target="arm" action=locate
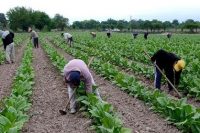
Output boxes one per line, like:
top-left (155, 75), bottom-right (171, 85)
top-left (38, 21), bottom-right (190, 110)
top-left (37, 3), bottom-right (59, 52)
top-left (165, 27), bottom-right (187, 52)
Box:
top-left (84, 74), bottom-right (95, 93)
top-left (84, 79), bottom-right (93, 93)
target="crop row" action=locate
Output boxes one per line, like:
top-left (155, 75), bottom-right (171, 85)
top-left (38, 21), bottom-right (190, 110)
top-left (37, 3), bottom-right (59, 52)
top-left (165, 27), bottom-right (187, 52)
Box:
top-left (49, 36), bottom-right (200, 133)
top-left (40, 38), bottom-right (131, 133)
top-left (0, 44), bottom-right (34, 132)
top-left (65, 32), bottom-right (200, 100)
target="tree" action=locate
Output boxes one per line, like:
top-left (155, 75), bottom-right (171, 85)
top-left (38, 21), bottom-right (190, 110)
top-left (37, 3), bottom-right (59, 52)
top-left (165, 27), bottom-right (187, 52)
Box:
top-left (163, 21), bottom-right (172, 32)
top-left (137, 19), bottom-right (144, 30)
top-left (0, 13), bottom-right (7, 28)
top-left (7, 7), bottom-right (33, 31)
top-left (143, 20), bottom-right (151, 32)
top-left (82, 19), bottom-right (100, 29)
top-left (172, 19), bottom-right (179, 32)
top-left (101, 21), bottom-right (109, 30)
top-left (52, 14), bottom-right (69, 31)
top-left (72, 21), bottom-right (83, 29)
top-left (106, 18), bottom-right (117, 29)
top-left (151, 19), bottom-right (162, 32)
top-left (32, 11), bottom-right (51, 31)
top-left (116, 20), bottom-right (128, 31)
top-left (129, 19), bottom-right (139, 30)
top-left (183, 19), bottom-right (199, 32)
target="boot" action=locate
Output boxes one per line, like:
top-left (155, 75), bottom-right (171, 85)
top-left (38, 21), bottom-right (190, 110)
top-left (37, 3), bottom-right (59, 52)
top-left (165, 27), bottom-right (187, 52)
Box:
top-left (70, 108), bottom-right (76, 114)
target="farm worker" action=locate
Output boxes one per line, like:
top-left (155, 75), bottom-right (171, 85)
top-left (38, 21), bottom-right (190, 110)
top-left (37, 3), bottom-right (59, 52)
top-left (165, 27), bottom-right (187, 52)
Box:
top-left (133, 32), bottom-right (138, 39)
top-left (167, 32), bottom-right (172, 39)
top-left (90, 32), bottom-right (96, 38)
top-left (61, 32), bottom-right (73, 47)
top-left (63, 59), bottom-right (102, 114)
top-left (151, 49), bottom-right (185, 92)
top-left (28, 27), bottom-right (39, 48)
top-left (0, 30), bottom-right (15, 64)
top-left (106, 29), bottom-right (111, 38)
top-left (144, 32), bottom-right (149, 40)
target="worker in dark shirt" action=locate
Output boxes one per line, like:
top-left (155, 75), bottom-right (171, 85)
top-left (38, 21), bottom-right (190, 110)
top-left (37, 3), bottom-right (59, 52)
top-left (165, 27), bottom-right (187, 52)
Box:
top-left (144, 32), bottom-right (149, 40)
top-left (133, 32), bottom-right (138, 39)
top-left (167, 33), bottom-right (172, 39)
top-left (0, 30), bottom-right (15, 64)
top-left (106, 30), bottom-right (111, 38)
top-left (151, 49), bottom-right (185, 91)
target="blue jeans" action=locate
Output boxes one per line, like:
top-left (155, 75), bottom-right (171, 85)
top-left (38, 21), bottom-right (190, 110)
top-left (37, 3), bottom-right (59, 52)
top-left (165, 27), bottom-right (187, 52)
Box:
top-left (154, 67), bottom-right (162, 89)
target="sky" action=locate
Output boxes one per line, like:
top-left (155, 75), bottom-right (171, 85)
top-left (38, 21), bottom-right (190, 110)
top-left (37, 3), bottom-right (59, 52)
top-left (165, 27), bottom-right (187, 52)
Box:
top-left (1, 0), bottom-right (200, 24)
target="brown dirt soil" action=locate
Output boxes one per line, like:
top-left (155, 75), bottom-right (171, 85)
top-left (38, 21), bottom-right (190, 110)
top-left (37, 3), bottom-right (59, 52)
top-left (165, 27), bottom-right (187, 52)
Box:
top-left (49, 41), bottom-right (180, 133)
top-left (0, 44), bottom-right (26, 100)
top-left (22, 47), bottom-right (92, 133)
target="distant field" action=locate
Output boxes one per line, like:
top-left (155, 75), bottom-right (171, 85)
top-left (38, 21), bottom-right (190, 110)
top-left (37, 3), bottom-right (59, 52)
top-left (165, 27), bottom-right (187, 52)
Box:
top-left (1, 31), bottom-right (200, 133)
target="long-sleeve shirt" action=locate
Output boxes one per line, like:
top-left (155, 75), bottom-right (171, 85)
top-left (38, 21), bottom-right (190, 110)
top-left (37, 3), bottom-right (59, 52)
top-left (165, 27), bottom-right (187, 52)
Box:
top-left (151, 49), bottom-right (182, 86)
top-left (63, 59), bottom-right (95, 92)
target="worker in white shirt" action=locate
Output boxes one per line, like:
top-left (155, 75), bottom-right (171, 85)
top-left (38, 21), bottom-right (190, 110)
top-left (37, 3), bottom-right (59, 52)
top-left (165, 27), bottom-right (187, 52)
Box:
top-left (61, 32), bottom-right (73, 47)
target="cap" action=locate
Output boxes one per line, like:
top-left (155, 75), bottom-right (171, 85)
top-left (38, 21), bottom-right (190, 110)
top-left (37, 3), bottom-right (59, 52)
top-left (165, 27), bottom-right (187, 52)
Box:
top-left (69, 71), bottom-right (80, 86)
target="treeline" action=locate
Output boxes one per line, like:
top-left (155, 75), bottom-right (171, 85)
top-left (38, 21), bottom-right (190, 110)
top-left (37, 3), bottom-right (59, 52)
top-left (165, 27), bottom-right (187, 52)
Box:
top-left (0, 7), bottom-right (69, 31)
top-left (72, 19), bottom-right (200, 33)
top-left (0, 6), bottom-right (200, 33)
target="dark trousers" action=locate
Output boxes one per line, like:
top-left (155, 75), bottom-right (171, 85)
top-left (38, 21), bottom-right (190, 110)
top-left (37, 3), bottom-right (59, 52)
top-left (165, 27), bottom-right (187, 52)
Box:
top-left (33, 38), bottom-right (39, 48)
top-left (67, 37), bottom-right (73, 47)
top-left (154, 67), bottom-right (175, 91)
top-left (107, 33), bottom-right (111, 38)
top-left (154, 67), bottom-right (162, 89)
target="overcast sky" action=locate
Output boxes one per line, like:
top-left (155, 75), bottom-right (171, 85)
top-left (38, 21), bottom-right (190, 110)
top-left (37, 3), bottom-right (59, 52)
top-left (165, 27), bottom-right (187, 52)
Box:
top-left (1, 0), bottom-right (200, 24)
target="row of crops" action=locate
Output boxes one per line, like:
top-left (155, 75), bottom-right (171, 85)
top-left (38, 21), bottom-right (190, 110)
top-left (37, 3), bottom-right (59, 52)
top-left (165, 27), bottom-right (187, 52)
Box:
top-left (1, 32), bottom-right (199, 132)
top-left (0, 44), bottom-right (34, 132)
top-left (40, 38), bottom-right (132, 133)
top-left (62, 32), bottom-right (200, 100)
top-left (45, 32), bottom-right (200, 133)
top-left (1, 33), bottom-right (132, 133)
top-left (0, 32), bottom-right (131, 133)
